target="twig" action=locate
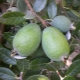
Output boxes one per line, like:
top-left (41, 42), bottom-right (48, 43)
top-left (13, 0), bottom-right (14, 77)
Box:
top-left (24, 0), bottom-right (47, 27)
top-left (0, 24), bottom-right (4, 44)
top-left (58, 0), bottom-right (69, 17)
top-left (66, 49), bottom-right (80, 68)
top-left (9, 0), bottom-right (14, 8)
top-left (56, 70), bottom-right (64, 80)
top-left (0, 3), bottom-right (6, 44)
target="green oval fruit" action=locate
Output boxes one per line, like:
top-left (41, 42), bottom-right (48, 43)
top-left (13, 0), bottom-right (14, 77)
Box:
top-left (13, 23), bottom-right (41, 57)
top-left (42, 27), bottom-right (70, 61)
top-left (51, 15), bottom-right (71, 32)
top-left (27, 75), bottom-right (50, 80)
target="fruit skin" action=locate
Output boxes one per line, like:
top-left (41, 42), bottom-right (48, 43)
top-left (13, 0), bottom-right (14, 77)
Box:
top-left (27, 75), bottom-right (50, 80)
top-left (51, 15), bottom-right (71, 32)
top-left (42, 27), bottom-right (70, 61)
top-left (13, 23), bottom-right (41, 57)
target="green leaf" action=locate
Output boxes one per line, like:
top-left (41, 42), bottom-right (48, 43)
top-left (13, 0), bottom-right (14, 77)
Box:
top-left (0, 48), bottom-right (16, 65)
top-left (7, 7), bottom-right (20, 12)
top-left (4, 32), bottom-right (13, 40)
top-left (72, 0), bottom-right (80, 7)
top-left (64, 76), bottom-right (75, 80)
top-left (65, 8), bottom-right (80, 20)
top-left (66, 59), bottom-right (80, 76)
top-left (46, 61), bottom-right (65, 71)
top-left (70, 9), bottom-right (80, 18)
top-left (66, 11), bottom-right (79, 20)
top-left (24, 10), bottom-right (36, 19)
top-left (0, 0), bottom-right (6, 3)
top-left (17, 59), bottom-right (30, 73)
top-left (7, 0), bottom-right (18, 4)
top-left (0, 12), bottom-right (25, 25)
top-left (17, 0), bottom-right (27, 12)
top-left (0, 67), bottom-right (17, 80)
top-left (47, 0), bottom-right (57, 19)
top-left (50, 72), bottom-right (60, 80)
top-left (33, 0), bottom-right (47, 12)
top-left (62, 0), bottom-right (66, 7)
top-left (30, 58), bottom-right (49, 70)
top-left (2, 12), bottom-right (25, 18)
top-left (4, 32), bottom-right (13, 49)
top-left (23, 70), bottom-right (40, 80)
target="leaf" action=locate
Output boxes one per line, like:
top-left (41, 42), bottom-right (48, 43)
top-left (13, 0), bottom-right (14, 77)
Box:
top-left (0, 12), bottom-right (25, 25)
top-left (8, 7), bottom-right (20, 12)
top-left (33, 0), bottom-right (47, 12)
top-left (17, 59), bottom-right (30, 73)
top-left (0, 0), bottom-right (6, 3)
top-left (2, 12), bottom-right (25, 18)
top-left (50, 72), bottom-right (60, 80)
top-left (47, 0), bottom-right (57, 19)
top-left (46, 61), bottom-right (65, 71)
top-left (0, 48), bottom-right (16, 65)
top-left (70, 9), bottom-right (80, 18)
top-left (0, 67), bottom-right (17, 80)
top-left (7, 0), bottom-right (18, 4)
top-left (4, 32), bottom-right (13, 49)
top-left (62, 0), bottom-right (66, 7)
top-left (66, 11), bottom-right (80, 20)
top-left (72, 0), bottom-right (80, 7)
top-left (23, 70), bottom-right (40, 80)
top-left (17, 0), bottom-right (27, 12)
top-left (24, 10), bottom-right (36, 19)
top-left (29, 57), bottom-right (49, 70)
top-left (65, 8), bottom-right (80, 20)
top-left (66, 59), bottom-right (80, 76)
top-left (4, 32), bottom-right (13, 40)
top-left (64, 76), bottom-right (75, 80)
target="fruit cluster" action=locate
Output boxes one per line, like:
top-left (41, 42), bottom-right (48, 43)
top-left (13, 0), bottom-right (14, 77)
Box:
top-left (13, 15), bottom-right (70, 61)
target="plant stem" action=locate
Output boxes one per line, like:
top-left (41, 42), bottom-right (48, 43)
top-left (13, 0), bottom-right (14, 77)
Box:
top-left (0, 3), bottom-right (6, 44)
top-left (9, 0), bottom-right (14, 8)
top-left (58, 0), bottom-right (69, 17)
top-left (24, 0), bottom-right (47, 27)
top-left (66, 49), bottom-right (80, 68)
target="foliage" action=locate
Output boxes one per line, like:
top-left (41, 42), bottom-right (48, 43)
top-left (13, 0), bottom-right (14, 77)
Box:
top-left (0, 0), bottom-right (80, 80)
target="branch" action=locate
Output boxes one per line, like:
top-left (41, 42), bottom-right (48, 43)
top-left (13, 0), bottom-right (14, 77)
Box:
top-left (9, 0), bottom-right (14, 8)
top-left (57, 0), bottom-right (69, 17)
top-left (0, 24), bottom-right (4, 44)
top-left (66, 47), bottom-right (80, 68)
top-left (24, 0), bottom-right (47, 27)
top-left (0, 3), bottom-right (6, 44)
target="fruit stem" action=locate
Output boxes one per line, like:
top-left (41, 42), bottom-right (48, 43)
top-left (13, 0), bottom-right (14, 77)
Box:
top-left (10, 50), bottom-right (17, 57)
top-left (24, 0), bottom-right (48, 27)
top-left (19, 72), bottom-right (23, 80)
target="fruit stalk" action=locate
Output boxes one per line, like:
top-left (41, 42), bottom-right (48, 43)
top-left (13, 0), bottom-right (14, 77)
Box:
top-left (24, 0), bottom-right (47, 27)
top-left (19, 72), bottom-right (23, 80)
